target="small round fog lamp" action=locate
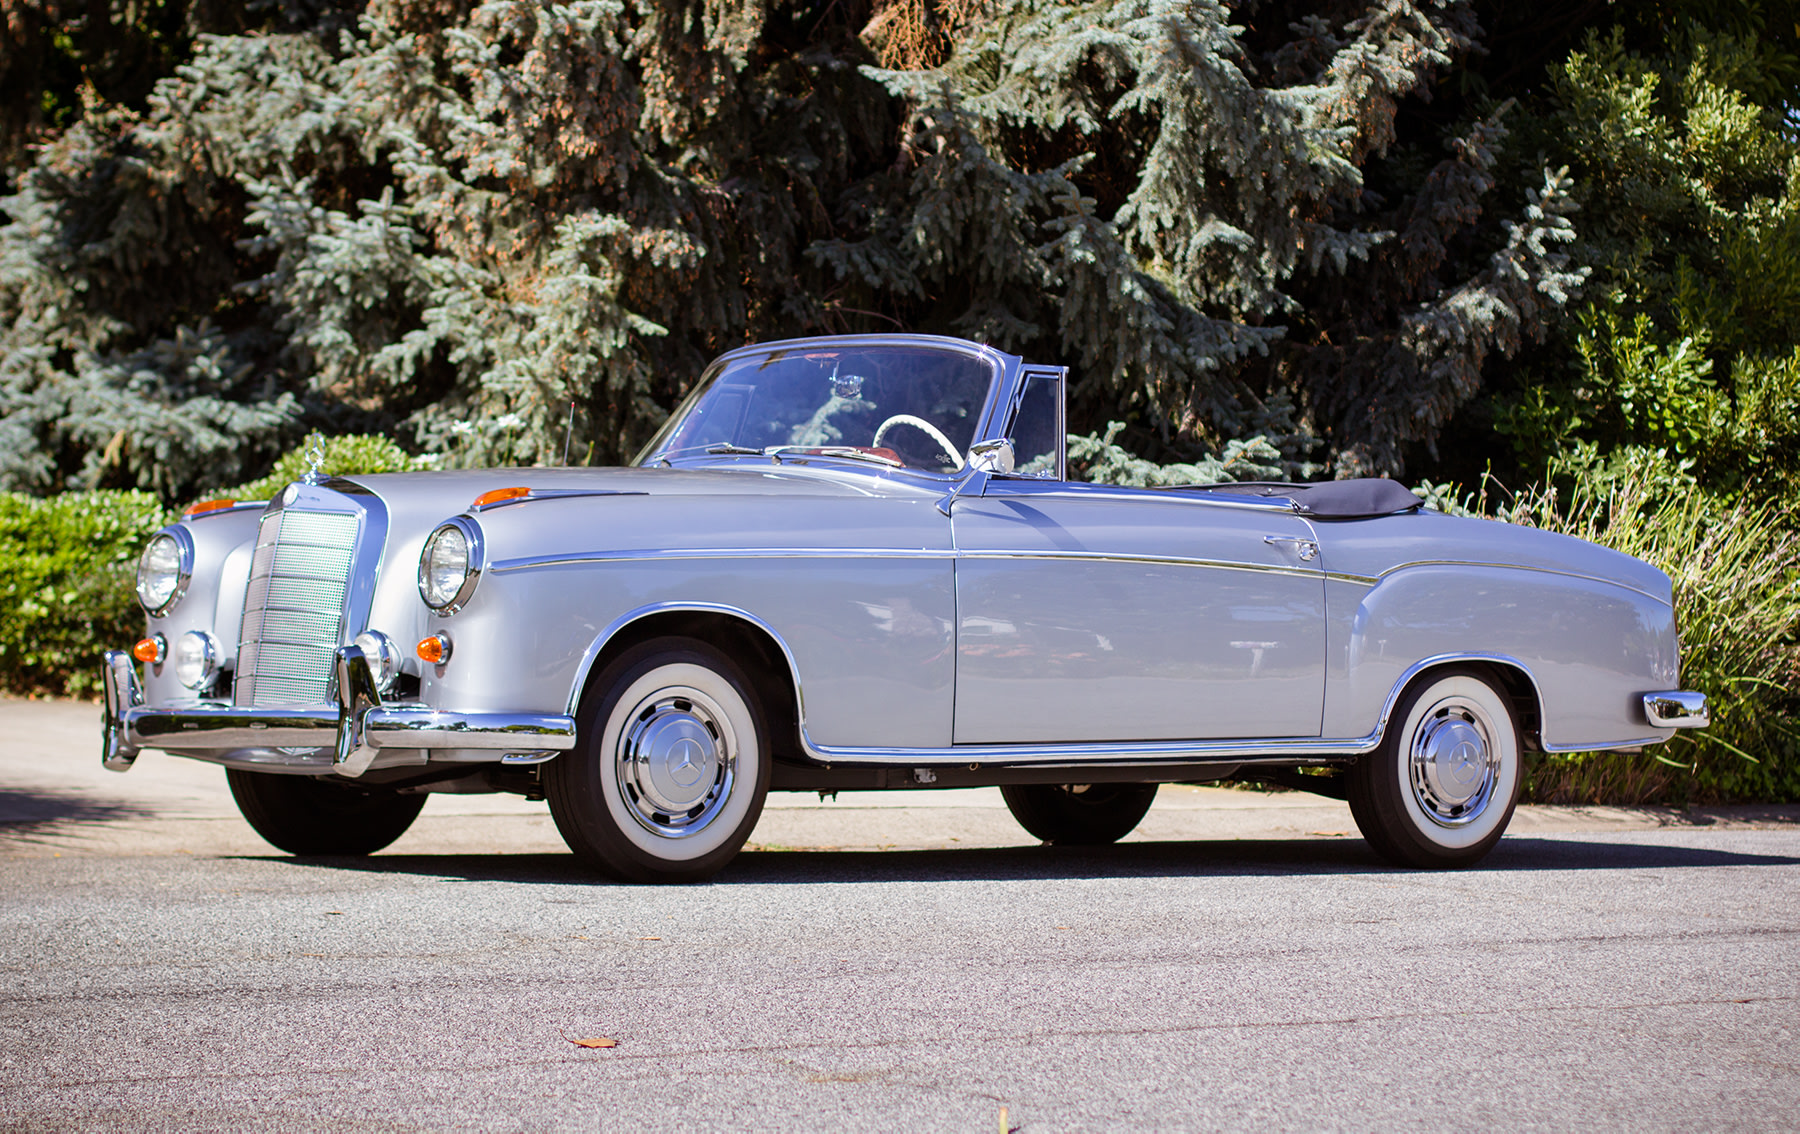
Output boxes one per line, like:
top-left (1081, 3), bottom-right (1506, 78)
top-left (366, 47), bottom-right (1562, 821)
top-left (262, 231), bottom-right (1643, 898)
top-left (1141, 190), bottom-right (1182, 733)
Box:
top-left (173, 631), bottom-right (218, 691)
top-left (353, 630), bottom-right (401, 694)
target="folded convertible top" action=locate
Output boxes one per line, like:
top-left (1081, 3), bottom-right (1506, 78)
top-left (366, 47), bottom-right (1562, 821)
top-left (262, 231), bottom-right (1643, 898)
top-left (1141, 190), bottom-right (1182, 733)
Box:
top-left (1174, 478), bottom-right (1425, 519)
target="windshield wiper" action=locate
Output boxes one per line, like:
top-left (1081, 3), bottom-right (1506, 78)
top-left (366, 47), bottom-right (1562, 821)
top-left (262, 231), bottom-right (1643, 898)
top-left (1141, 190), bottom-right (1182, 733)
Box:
top-left (764, 445), bottom-right (903, 468)
top-left (700, 443), bottom-right (903, 469)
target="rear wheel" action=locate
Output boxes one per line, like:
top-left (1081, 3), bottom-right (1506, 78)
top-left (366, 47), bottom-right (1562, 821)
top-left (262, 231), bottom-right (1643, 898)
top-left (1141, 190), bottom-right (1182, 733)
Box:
top-left (1001, 783), bottom-right (1159, 845)
top-left (1348, 667), bottom-right (1522, 868)
top-left (546, 637), bottom-right (770, 883)
top-left (226, 769), bottom-right (426, 855)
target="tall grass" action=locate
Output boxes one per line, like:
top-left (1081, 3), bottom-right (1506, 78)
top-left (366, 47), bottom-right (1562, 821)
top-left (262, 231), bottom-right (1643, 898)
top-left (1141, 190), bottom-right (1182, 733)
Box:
top-left (1485, 475), bottom-right (1800, 805)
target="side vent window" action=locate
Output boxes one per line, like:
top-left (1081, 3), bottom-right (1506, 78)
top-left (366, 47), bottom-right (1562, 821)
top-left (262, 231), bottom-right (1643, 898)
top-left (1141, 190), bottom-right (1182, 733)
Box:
top-left (1010, 372), bottom-right (1064, 478)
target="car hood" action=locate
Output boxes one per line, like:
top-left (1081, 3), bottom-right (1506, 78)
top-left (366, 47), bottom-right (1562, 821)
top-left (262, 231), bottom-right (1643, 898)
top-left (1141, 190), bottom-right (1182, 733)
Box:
top-left (335, 464), bottom-right (940, 514)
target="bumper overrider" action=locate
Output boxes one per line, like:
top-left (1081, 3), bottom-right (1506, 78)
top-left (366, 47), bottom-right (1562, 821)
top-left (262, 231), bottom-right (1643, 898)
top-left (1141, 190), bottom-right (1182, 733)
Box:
top-left (101, 646), bottom-right (577, 777)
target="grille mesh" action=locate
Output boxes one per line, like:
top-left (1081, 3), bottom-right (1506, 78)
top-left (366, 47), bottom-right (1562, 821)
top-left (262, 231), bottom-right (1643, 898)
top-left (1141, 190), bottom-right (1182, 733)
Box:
top-left (235, 508), bottom-right (360, 707)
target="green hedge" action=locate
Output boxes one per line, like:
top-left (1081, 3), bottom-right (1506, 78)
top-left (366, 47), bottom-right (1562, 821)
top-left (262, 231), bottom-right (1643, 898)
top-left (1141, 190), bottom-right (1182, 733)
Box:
top-left (1493, 476), bottom-right (1800, 805)
top-left (0, 435), bottom-right (438, 699)
top-left (0, 490), bottom-right (173, 698)
top-left (216, 434), bottom-right (440, 501)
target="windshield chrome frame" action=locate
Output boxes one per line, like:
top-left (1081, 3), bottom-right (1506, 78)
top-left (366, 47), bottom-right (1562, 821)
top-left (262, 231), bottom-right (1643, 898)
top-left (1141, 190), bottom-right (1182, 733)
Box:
top-left (635, 334), bottom-right (1025, 480)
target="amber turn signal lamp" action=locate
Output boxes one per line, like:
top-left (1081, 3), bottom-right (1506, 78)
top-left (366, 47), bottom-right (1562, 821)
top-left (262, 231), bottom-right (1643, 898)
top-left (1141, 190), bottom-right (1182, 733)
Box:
top-left (182, 498), bottom-right (238, 519)
top-left (417, 633), bottom-right (452, 665)
top-left (472, 486), bottom-right (530, 508)
top-left (132, 635), bottom-right (166, 664)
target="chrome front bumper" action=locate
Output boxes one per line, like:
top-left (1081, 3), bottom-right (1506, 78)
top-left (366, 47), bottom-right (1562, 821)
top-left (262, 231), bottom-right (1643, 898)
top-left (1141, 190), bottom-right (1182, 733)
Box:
top-left (102, 648), bottom-right (576, 777)
top-left (1643, 691), bottom-right (1710, 730)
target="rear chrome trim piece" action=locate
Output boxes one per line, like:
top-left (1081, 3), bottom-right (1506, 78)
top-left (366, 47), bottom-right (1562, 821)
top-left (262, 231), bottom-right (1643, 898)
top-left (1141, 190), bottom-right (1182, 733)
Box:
top-left (1642, 691), bottom-right (1709, 729)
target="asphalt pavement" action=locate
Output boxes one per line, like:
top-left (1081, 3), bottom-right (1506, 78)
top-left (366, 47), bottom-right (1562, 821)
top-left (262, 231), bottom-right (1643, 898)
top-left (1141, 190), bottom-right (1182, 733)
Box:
top-left (4, 696), bottom-right (1798, 1131)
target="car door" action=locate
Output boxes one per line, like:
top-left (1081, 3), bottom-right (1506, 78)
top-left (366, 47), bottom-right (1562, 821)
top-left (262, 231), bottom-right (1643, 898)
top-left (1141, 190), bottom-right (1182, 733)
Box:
top-left (950, 480), bottom-right (1327, 743)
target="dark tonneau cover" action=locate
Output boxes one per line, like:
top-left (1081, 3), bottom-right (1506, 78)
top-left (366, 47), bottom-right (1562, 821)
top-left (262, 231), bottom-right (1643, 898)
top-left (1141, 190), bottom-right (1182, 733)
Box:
top-left (1174, 478), bottom-right (1425, 519)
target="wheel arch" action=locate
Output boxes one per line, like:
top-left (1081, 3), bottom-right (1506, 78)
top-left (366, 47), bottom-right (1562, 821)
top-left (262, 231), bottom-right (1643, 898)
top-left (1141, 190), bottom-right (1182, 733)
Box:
top-left (1373, 655), bottom-right (1543, 754)
top-left (566, 604), bottom-right (805, 761)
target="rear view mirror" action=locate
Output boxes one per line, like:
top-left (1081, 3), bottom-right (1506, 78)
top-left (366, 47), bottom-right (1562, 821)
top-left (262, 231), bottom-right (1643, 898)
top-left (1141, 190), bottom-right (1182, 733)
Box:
top-left (967, 438), bottom-right (1016, 474)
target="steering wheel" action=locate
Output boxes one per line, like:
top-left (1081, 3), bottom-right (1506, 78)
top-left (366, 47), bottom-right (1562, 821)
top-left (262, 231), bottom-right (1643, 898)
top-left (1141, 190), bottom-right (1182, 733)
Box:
top-left (872, 415), bottom-right (964, 471)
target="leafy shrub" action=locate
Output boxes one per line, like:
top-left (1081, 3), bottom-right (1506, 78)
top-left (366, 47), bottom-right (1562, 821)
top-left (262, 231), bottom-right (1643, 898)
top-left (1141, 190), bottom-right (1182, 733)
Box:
top-left (0, 434), bottom-right (433, 698)
top-left (1492, 471), bottom-right (1800, 804)
top-left (0, 490), bottom-right (172, 698)
top-left (217, 434), bottom-right (440, 502)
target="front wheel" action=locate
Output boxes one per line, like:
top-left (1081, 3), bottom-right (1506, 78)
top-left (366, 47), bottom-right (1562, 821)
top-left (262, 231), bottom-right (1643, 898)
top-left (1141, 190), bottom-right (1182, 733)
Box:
top-left (1348, 667), bottom-right (1522, 869)
top-left (1001, 783), bottom-right (1159, 845)
top-left (226, 769), bottom-right (426, 855)
top-left (546, 637), bottom-right (771, 883)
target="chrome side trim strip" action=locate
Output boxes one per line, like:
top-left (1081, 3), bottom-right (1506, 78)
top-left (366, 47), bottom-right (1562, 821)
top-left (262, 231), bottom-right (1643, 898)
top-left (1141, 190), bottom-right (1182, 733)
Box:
top-left (497, 547), bottom-right (956, 573)
top-left (496, 546), bottom-right (1322, 580)
top-left (1373, 559), bottom-right (1671, 606)
top-left (805, 736), bottom-right (1371, 765)
top-left (481, 547), bottom-right (1666, 605)
top-left (960, 549), bottom-right (1322, 582)
top-left (1642, 691), bottom-right (1709, 729)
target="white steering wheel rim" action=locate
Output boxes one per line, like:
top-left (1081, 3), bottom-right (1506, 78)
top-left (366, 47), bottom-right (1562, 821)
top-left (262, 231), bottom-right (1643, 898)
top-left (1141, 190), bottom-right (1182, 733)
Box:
top-left (873, 414), bottom-right (964, 471)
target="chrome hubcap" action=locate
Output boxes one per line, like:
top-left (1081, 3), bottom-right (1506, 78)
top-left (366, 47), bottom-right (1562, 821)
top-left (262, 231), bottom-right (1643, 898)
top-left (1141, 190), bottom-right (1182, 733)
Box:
top-left (1408, 696), bottom-right (1499, 828)
top-left (615, 686), bottom-right (735, 839)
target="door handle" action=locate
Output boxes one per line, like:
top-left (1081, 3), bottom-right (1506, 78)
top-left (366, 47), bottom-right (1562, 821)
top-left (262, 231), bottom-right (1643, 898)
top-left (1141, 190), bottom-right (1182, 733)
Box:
top-left (1264, 535), bottom-right (1319, 561)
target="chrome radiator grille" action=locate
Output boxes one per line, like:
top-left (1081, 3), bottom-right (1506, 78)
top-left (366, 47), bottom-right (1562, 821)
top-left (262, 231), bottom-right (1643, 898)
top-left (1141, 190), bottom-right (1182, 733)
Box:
top-left (234, 508), bottom-right (360, 708)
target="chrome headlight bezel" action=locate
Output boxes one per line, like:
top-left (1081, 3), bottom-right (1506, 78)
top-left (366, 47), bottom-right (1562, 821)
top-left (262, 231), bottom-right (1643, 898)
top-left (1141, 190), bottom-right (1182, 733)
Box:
top-left (135, 528), bottom-right (195, 617)
top-left (418, 517), bottom-right (484, 614)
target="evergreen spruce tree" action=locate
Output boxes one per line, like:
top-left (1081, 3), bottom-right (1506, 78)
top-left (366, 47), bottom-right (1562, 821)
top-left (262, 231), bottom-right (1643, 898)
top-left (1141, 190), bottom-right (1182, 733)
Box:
top-left (822, 0), bottom-right (1587, 478)
top-left (2, 0), bottom-right (1721, 499)
top-left (1, 0), bottom-right (897, 499)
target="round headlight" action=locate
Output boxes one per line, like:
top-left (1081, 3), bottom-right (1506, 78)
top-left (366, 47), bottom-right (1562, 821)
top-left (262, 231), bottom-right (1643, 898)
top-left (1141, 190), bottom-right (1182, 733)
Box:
top-left (173, 631), bottom-right (218, 691)
top-left (419, 520), bottom-right (481, 612)
top-left (135, 531), bottom-right (192, 616)
top-left (354, 630), bottom-right (401, 693)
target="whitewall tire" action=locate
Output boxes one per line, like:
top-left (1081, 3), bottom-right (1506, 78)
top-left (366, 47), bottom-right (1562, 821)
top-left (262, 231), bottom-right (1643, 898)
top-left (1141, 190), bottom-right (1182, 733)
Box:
top-left (547, 637), bottom-right (770, 883)
top-left (1348, 667), bottom-right (1522, 869)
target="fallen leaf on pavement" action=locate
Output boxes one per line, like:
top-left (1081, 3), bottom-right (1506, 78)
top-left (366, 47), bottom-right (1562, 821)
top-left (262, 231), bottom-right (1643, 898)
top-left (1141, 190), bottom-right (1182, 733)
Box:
top-left (637, 936), bottom-right (662, 941)
top-left (560, 1030), bottom-right (617, 1049)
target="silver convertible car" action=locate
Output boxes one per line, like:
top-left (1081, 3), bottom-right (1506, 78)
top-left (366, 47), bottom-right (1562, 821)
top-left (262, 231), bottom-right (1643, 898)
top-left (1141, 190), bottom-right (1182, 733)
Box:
top-left (102, 334), bottom-right (1707, 880)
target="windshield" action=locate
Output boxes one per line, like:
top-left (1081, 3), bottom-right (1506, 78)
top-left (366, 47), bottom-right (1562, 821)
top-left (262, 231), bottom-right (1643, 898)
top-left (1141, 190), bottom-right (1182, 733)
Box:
top-left (641, 343), bottom-right (998, 474)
